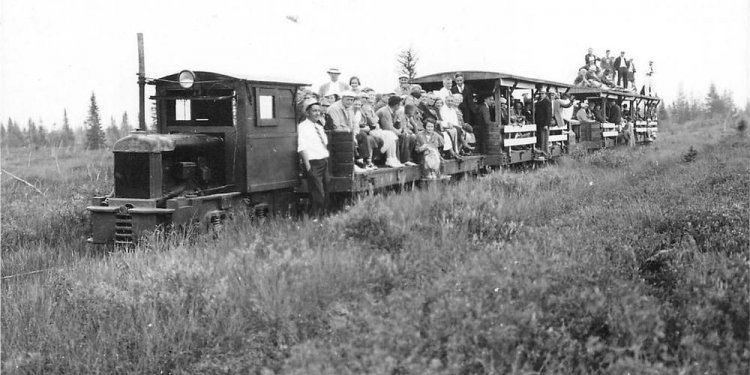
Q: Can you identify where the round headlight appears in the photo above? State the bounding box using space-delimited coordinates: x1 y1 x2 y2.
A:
178 70 195 88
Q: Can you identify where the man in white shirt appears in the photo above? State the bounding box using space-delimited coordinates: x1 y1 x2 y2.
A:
435 77 454 102
297 99 330 217
317 68 350 98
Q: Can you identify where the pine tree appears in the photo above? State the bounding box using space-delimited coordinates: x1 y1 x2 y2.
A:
106 115 120 146
120 111 131 134
61 109 75 147
396 47 419 81
705 82 725 117
85 92 105 150
1 121 6 148
27 118 38 147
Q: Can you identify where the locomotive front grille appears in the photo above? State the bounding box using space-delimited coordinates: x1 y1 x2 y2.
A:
114 211 134 246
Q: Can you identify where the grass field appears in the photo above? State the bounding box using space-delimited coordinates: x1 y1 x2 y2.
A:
2 119 748 374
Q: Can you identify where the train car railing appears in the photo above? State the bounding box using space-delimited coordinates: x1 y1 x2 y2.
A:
601 122 618 148
502 124 537 163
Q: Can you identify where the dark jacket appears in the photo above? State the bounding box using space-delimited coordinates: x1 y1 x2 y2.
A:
534 98 552 128
608 104 622 124
614 57 630 70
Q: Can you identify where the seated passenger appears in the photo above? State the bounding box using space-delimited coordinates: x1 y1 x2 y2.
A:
415 119 444 179
452 94 475 150
434 97 460 158
441 95 470 156
576 102 596 124
419 94 441 129
574 68 591 87
499 98 510 125
510 101 526 124
328 91 379 170
585 66 604 88
404 84 423 106
592 103 607 123
376 95 412 167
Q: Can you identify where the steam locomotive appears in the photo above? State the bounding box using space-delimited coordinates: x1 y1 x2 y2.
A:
87 70 659 245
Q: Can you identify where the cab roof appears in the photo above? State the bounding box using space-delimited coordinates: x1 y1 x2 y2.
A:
153 71 308 87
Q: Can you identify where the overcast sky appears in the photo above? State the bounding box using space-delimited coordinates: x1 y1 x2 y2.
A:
1 0 748 129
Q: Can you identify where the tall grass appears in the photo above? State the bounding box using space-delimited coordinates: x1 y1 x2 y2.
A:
2 120 748 374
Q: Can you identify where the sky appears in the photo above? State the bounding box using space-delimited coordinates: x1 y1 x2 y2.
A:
1 0 748 130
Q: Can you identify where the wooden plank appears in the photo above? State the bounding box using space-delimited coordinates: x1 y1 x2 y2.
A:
549 134 567 142
601 122 616 129
504 137 537 147
635 128 649 133
636 121 648 126
602 131 618 137
549 126 567 131
503 124 537 133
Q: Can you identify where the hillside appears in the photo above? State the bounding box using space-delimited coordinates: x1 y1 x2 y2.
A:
2 119 748 374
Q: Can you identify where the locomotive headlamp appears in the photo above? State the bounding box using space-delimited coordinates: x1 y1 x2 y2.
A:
178 70 196 88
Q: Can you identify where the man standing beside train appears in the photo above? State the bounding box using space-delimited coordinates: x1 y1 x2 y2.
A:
534 91 552 160
298 99 330 218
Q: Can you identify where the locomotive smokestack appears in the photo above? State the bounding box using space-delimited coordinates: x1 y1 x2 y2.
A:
137 33 146 131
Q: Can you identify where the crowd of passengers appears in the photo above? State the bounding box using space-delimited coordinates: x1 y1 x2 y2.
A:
576 48 655 96
295 68 657 217
298 69 487 178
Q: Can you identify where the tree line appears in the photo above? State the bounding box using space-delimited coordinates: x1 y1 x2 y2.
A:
1 92 133 150
1 81 746 150
666 82 743 124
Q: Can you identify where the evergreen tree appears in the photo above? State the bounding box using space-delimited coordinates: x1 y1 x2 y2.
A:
85 92 105 150
37 125 48 147
27 118 38 147
720 89 735 115
120 111 131 134
1 121 6 148
106 115 121 146
705 82 725 117
4 118 25 147
657 102 669 121
61 109 75 147
670 85 689 123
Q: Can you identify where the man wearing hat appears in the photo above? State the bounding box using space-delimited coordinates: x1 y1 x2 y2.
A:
394 75 411 97
318 68 350 98
297 99 330 217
